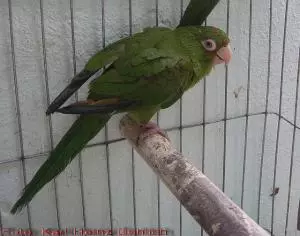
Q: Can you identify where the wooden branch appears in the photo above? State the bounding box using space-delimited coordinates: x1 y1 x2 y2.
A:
178 0 221 27
120 115 270 236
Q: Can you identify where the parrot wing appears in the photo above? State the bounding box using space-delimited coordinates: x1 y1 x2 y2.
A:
56 45 192 115
46 27 172 115
46 42 126 115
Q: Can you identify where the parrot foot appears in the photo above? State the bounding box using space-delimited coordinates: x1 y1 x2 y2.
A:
137 122 169 144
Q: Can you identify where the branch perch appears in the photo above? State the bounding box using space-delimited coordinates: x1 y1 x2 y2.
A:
120 115 270 236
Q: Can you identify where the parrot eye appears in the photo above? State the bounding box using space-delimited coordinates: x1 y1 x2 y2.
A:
202 39 217 51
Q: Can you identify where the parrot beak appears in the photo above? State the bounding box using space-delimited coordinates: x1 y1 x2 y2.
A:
213 44 232 65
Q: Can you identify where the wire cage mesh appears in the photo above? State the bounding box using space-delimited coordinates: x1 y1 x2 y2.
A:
0 0 299 235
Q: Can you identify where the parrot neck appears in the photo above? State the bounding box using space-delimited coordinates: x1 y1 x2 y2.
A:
175 27 214 79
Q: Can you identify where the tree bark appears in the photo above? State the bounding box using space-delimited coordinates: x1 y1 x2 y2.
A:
120 115 270 236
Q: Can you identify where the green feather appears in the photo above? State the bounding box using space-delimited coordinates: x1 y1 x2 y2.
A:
10 114 110 214
11 25 230 214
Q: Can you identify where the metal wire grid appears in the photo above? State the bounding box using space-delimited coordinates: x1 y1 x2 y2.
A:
0 0 299 235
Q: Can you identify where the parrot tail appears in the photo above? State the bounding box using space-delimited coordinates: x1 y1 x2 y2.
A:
10 113 111 214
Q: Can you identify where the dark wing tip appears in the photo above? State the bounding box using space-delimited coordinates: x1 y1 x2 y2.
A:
10 206 18 215
56 99 140 115
46 100 65 115
10 200 24 215
46 108 53 116
56 106 75 114
55 104 118 115
46 70 97 115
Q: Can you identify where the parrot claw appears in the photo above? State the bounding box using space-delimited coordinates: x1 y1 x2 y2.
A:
137 122 169 145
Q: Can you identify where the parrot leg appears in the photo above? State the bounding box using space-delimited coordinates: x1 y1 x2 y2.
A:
137 121 169 144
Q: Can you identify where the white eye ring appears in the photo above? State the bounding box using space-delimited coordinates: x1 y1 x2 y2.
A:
201 39 217 51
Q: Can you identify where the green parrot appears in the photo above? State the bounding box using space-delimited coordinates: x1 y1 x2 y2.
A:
10 25 232 214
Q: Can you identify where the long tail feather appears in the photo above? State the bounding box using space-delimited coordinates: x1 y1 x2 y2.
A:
10 114 110 214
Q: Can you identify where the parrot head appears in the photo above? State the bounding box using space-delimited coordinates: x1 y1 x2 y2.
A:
196 26 232 66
